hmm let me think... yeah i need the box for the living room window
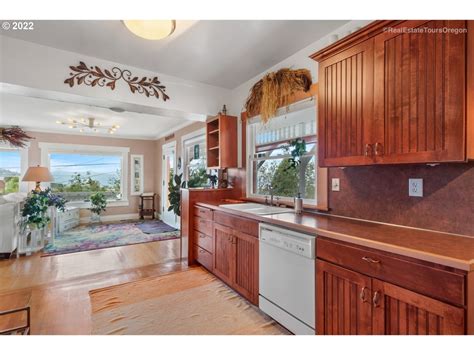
[0,148,21,195]
[247,101,326,207]
[39,143,129,207]
[0,144,29,194]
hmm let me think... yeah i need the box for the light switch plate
[408,178,423,197]
[331,178,340,192]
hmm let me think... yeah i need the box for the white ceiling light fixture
[56,117,120,135]
[123,20,176,40]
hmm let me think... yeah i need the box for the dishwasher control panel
[259,224,316,259]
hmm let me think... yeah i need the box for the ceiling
[0,93,193,139]
[2,20,348,88]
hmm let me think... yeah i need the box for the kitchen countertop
[196,201,474,271]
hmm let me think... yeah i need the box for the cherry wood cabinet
[213,223,234,285]
[372,279,465,335]
[312,20,473,166]
[206,114,238,169]
[212,222,259,305]
[373,20,467,164]
[317,39,375,166]
[316,260,373,335]
[316,237,467,335]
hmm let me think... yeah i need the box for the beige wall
[27,131,156,218]
[154,122,206,213]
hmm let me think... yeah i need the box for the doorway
[161,141,178,228]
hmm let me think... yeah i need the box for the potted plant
[20,188,67,251]
[167,173,187,217]
[89,192,107,223]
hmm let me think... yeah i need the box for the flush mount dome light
[123,20,176,40]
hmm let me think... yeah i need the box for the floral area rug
[42,220,179,256]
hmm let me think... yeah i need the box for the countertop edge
[196,202,474,272]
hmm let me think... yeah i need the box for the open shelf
[209,145,220,151]
[208,128,220,135]
[205,114,237,169]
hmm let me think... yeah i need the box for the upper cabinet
[206,114,238,169]
[317,39,375,166]
[312,20,473,167]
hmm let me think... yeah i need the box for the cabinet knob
[359,286,369,303]
[372,291,381,308]
[374,142,384,156]
[364,144,373,157]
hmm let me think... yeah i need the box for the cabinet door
[213,223,234,286]
[374,20,466,164]
[232,230,259,305]
[316,260,373,335]
[318,39,375,166]
[372,279,465,335]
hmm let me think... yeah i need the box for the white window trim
[38,142,129,208]
[0,142,29,193]
[181,128,206,180]
[130,154,144,196]
[246,100,318,205]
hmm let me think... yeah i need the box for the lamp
[22,165,54,192]
[123,20,176,40]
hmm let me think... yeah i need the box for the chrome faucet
[269,185,274,207]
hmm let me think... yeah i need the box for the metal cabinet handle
[362,256,381,264]
[373,291,381,308]
[199,234,206,238]
[359,287,369,303]
[364,143,373,157]
[374,142,384,156]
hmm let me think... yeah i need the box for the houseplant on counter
[20,188,67,253]
[89,192,107,223]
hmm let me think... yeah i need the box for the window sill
[66,200,129,209]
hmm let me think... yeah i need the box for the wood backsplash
[328,162,474,236]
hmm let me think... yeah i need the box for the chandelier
[56,117,120,134]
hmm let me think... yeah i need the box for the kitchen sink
[219,203,293,215]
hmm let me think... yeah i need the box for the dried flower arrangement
[244,68,312,123]
[0,126,34,148]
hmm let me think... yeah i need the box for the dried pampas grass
[245,68,312,123]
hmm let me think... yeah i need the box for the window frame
[244,97,328,210]
[0,142,29,193]
[181,128,208,183]
[38,142,129,208]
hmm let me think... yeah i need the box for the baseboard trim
[80,213,139,224]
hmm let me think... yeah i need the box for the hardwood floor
[0,239,188,334]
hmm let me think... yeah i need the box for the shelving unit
[206,114,237,169]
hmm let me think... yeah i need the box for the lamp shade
[22,166,54,182]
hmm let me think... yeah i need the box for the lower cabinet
[371,279,465,335]
[213,222,259,305]
[317,240,466,335]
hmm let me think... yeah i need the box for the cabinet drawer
[213,211,258,237]
[317,237,465,306]
[194,206,213,220]
[194,217,212,236]
[195,230,213,252]
[194,244,213,271]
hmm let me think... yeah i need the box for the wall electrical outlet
[331,178,340,192]
[408,178,423,197]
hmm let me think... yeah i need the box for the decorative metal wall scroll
[64,61,170,101]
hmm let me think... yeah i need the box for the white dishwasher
[259,223,316,335]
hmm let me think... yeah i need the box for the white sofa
[0,193,26,255]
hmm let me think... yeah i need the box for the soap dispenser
[294,193,303,214]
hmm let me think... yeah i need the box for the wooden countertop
[196,202,474,271]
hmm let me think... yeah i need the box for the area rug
[42,220,179,256]
[89,267,290,335]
